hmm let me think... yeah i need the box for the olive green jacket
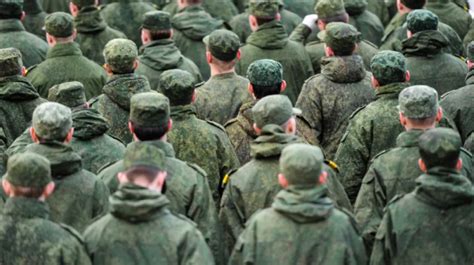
[162,0,238,22]
[282,0,316,17]
[366,0,390,25]
[41,0,69,13]
[426,0,472,39]
[27,42,108,100]
[236,20,314,104]
[464,21,474,48]
[23,0,47,41]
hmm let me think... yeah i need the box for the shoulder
[25,64,39,76]
[185,161,208,178]
[302,74,325,87]
[59,223,85,244]
[461,147,472,158]
[224,117,239,128]
[348,105,368,120]
[361,39,379,50]
[205,119,226,132]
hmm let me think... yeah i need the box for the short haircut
[331,43,356,56]
[252,83,281,99]
[401,0,426,9]
[10,185,44,199]
[320,13,349,24]
[131,122,168,141]
[256,16,276,26]
[123,165,162,183]
[149,30,172,41]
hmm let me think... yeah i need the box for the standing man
[22,0,47,40]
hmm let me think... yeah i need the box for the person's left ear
[253,123,262,135]
[117,172,128,184]
[456,158,463,171]
[280,80,287,93]
[275,12,281,21]
[64,128,74,143]
[324,45,335,57]
[278,173,289,188]
[206,51,213,64]
[285,117,296,134]
[21,66,27,77]
[418,158,427,172]
[41,182,56,200]
[191,90,197,103]
[2,179,12,197]
[133,59,139,70]
[30,127,40,143]
[151,171,167,193]
[236,49,241,60]
[318,170,328,184]
[371,76,380,89]
[103,63,113,75]
[435,107,443,123]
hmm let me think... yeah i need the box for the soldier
[425,0,472,39]
[220,95,352,255]
[235,0,313,104]
[70,0,127,66]
[401,9,467,95]
[26,12,107,99]
[355,86,472,252]
[158,69,240,204]
[135,11,202,90]
[100,0,155,47]
[23,102,109,232]
[194,29,252,125]
[171,0,224,80]
[90,39,151,144]
[84,142,215,265]
[0,153,92,265]
[228,144,366,265]
[97,92,224,265]
[296,22,375,159]
[0,48,46,175]
[345,0,384,46]
[370,128,474,265]
[0,0,48,68]
[22,0,47,41]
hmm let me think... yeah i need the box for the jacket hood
[320,55,367,83]
[102,74,151,110]
[236,101,258,138]
[375,82,409,99]
[140,140,176,158]
[345,0,367,16]
[172,5,223,40]
[3,197,49,220]
[170,104,196,121]
[25,142,82,178]
[139,39,183,71]
[72,108,109,140]
[396,129,424,148]
[250,124,303,159]
[246,20,289,49]
[415,167,474,209]
[74,7,107,33]
[465,68,474,86]
[110,183,170,223]
[273,186,334,223]
[0,75,40,100]
[402,30,448,57]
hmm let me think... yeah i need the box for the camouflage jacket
[381,12,407,48]
[162,0,238,22]
[90,74,151,145]
[425,0,472,39]
[136,39,202,91]
[282,0,316,17]
[366,0,390,26]
[84,183,215,265]
[172,5,224,80]
[24,142,110,233]
[370,168,474,265]
[229,186,367,265]
[346,1,384,47]
[0,19,48,68]
[27,42,108,100]
[0,197,91,265]
[41,0,69,13]
[194,72,251,125]
[22,0,47,41]
[97,140,225,265]
[220,125,352,255]
[167,105,240,204]
[100,0,156,47]
[355,130,473,252]
[296,55,375,159]
[75,7,127,66]
[289,24,379,73]
[402,30,468,96]
[236,20,314,104]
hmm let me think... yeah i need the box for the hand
[302,14,318,32]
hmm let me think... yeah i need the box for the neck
[398,7,412,15]
[210,65,235,76]
[404,125,435,131]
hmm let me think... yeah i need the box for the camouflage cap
[103,39,138,74]
[142,11,171,31]
[123,141,166,170]
[44,12,74,37]
[47,81,86,108]
[407,9,438,33]
[280,144,324,187]
[0,0,23,17]
[419,128,461,168]
[32,102,73,141]
[315,0,347,20]
[70,0,95,8]
[252,94,301,129]
[344,0,367,16]
[0,48,23,77]
[398,85,439,119]
[370,51,406,85]
[249,0,279,19]
[130,92,170,128]
[158,69,195,106]
[323,22,360,53]
[4,153,51,189]
[467,41,474,61]
[203,29,240,62]
[247,59,283,87]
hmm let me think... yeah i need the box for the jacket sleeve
[289,23,312,44]
[181,229,216,265]
[370,209,395,265]
[228,220,257,265]
[295,80,323,146]
[92,178,110,221]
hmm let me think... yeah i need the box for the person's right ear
[371,76,379,89]
[30,127,39,143]
[2,179,12,197]
[278,173,289,188]
[103,63,113,75]
[42,182,56,199]
[206,51,213,64]
[418,158,427,172]
[248,83,256,99]
[280,80,287,93]
[253,123,261,135]
[117,172,128,184]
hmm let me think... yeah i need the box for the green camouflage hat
[47,81,86,108]
[419,128,461,168]
[323,22,360,53]
[103,39,138,74]
[32,102,73,141]
[158,69,195,106]
[400,0,426,10]
[280,143,324,187]
[247,59,283,86]
[344,0,367,16]
[70,0,95,8]
[4,153,51,189]
[130,92,170,128]
[0,48,23,77]
[123,141,166,170]
[315,0,347,20]
[467,41,474,61]
[142,11,172,31]
[0,0,23,17]
[370,51,406,86]
[407,9,438,33]
[249,0,279,19]
[398,85,439,119]
[203,29,240,62]
[252,94,301,129]
[44,12,74,37]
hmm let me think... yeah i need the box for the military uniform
[426,0,472,39]
[282,0,316,17]
[23,0,47,41]
[225,101,257,164]
[162,0,238,23]
[345,0,384,46]
[41,0,69,13]
[366,0,390,25]
[464,21,474,48]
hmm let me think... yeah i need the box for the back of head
[203,29,241,62]
[280,143,324,188]
[344,0,368,16]
[44,12,75,38]
[47,81,87,109]
[252,94,300,129]
[142,11,172,41]
[249,0,279,24]
[419,128,461,169]
[0,0,23,20]
[315,0,348,23]
[247,59,283,99]
[323,22,360,56]
[32,102,73,142]
[398,85,438,120]
[71,0,96,9]
[370,51,407,86]
[0,48,23,77]
[400,0,426,10]
[103,39,138,74]
[407,9,438,34]
[158,69,195,106]
[129,92,170,141]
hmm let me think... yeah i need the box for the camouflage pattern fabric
[345,0,384,46]
[464,22,474,48]
[22,0,47,41]
[161,0,238,23]
[366,0,390,25]
[425,0,472,39]
[41,0,70,13]
[282,0,317,17]
[84,183,215,265]
[406,9,439,33]
[380,12,408,49]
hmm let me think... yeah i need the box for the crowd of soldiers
[0,0,473,264]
